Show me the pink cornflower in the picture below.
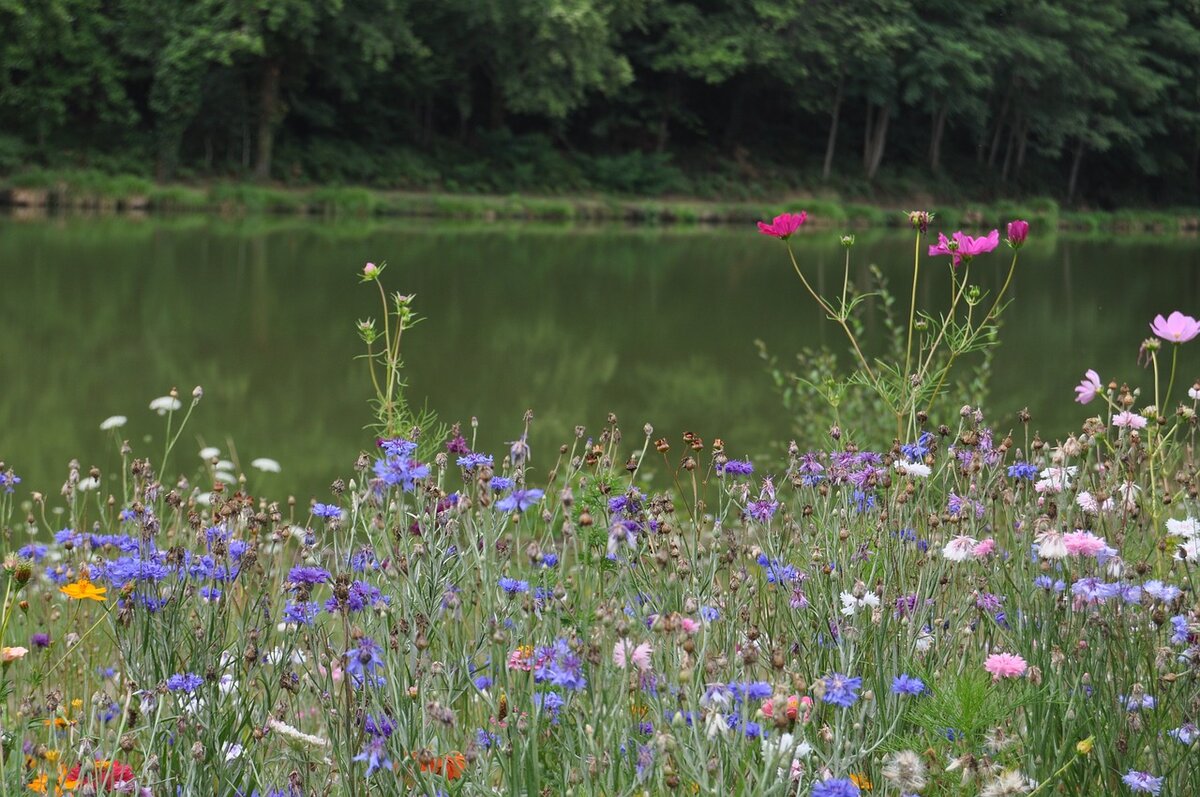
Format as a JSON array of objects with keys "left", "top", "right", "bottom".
[
  {"left": 1006, "top": 219, "right": 1029, "bottom": 248},
  {"left": 984, "top": 653, "right": 1027, "bottom": 681},
  {"left": 1063, "top": 530, "right": 1108, "bottom": 557},
  {"left": 1074, "top": 369, "right": 1102, "bottom": 404},
  {"left": 679, "top": 618, "right": 700, "bottom": 635},
  {"left": 1149, "top": 311, "right": 1200, "bottom": 343},
  {"left": 757, "top": 212, "right": 807, "bottom": 240},
  {"left": 942, "top": 535, "right": 979, "bottom": 562},
  {"left": 612, "top": 640, "right": 653, "bottom": 673},
  {"left": 972, "top": 538, "right": 996, "bottom": 558},
  {"left": 928, "top": 229, "right": 1000, "bottom": 267},
  {"left": 1113, "top": 411, "right": 1148, "bottom": 430}
]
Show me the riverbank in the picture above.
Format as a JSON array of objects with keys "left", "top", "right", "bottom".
[{"left": 3, "top": 169, "right": 1199, "bottom": 233}]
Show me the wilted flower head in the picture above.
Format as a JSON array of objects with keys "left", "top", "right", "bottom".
[{"left": 882, "top": 749, "right": 927, "bottom": 792}]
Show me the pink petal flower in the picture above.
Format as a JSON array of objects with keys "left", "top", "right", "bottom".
[
  {"left": 1113, "top": 411, "right": 1148, "bottom": 430},
  {"left": 756, "top": 212, "right": 807, "bottom": 240},
  {"left": 1006, "top": 219, "right": 1029, "bottom": 247},
  {"left": 972, "top": 538, "right": 996, "bottom": 558},
  {"left": 1150, "top": 311, "right": 1200, "bottom": 343},
  {"left": 928, "top": 229, "right": 999, "bottom": 267},
  {"left": 983, "top": 652, "right": 1027, "bottom": 681},
  {"left": 1063, "top": 530, "right": 1108, "bottom": 557},
  {"left": 613, "top": 640, "right": 653, "bottom": 673},
  {"left": 1074, "top": 369, "right": 1102, "bottom": 404}
]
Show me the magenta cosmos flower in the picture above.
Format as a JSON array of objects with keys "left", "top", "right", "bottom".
[
  {"left": 757, "top": 212, "right": 807, "bottom": 240},
  {"left": 983, "top": 652, "right": 1027, "bottom": 681},
  {"left": 1074, "top": 369, "right": 1102, "bottom": 404},
  {"left": 1149, "top": 311, "right": 1200, "bottom": 343},
  {"left": 1006, "top": 219, "right": 1029, "bottom": 248},
  {"left": 928, "top": 229, "right": 1000, "bottom": 267}
]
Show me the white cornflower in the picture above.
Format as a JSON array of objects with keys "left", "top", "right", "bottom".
[
  {"left": 894, "top": 460, "right": 931, "bottom": 478},
  {"left": 199, "top": 447, "right": 220, "bottom": 461},
  {"left": 839, "top": 591, "right": 880, "bottom": 616},
  {"left": 149, "top": 396, "right": 182, "bottom": 415},
  {"left": 77, "top": 476, "right": 100, "bottom": 492},
  {"left": 99, "top": 415, "right": 127, "bottom": 430},
  {"left": 251, "top": 457, "right": 282, "bottom": 473},
  {"left": 1034, "top": 530, "right": 1068, "bottom": 560},
  {"left": 1166, "top": 516, "right": 1200, "bottom": 540},
  {"left": 942, "top": 535, "right": 978, "bottom": 562}
]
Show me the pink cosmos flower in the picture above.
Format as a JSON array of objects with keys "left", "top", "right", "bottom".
[
  {"left": 984, "top": 652, "right": 1027, "bottom": 681},
  {"left": 928, "top": 229, "right": 1000, "bottom": 267},
  {"left": 1063, "top": 530, "right": 1108, "bottom": 557},
  {"left": 363, "top": 262, "right": 378, "bottom": 277},
  {"left": 612, "top": 640, "right": 653, "bottom": 673},
  {"left": 757, "top": 212, "right": 807, "bottom": 240},
  {"left": 1006, "top": 219, "right": 1029, "bottom": 248},
  {"left": 972, "top": 538, "right": 996, "bottom": 558},
  {"left": 1074, "top": 369, "right": 1102, "bottom": 404},
  {"left": 1149, "top": 311, "right": 1200, "bottom": 343},
  {"left": 1113, "top": 411, "right": 1148, "bottom": 430}
]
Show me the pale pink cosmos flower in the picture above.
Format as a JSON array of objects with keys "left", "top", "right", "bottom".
[
  {"left": 757, "top": 212, "right": 807, "bottom": 240},
  {"left": 972, "top": 538, "right": 996, "bottom": 558},
  {"left": 1063, "top": 531, "right": 1108, "bottom": 557},
  {"left": 1, "top": 646, "right": 28, "bottom": 663},
  {"left": 1149, "top": 311, "right": 1200, "bottom": 343},
  {"left": 942, "top": 535, "right": 979, "bottom": 562},
  {"left": 1074, "top": 369, "right": 1102, "bottom": 404},
  {"left": 1113, "top": 411, "right": 1148, "bottom": 430},
  {"left": 929, "top": 229, "right": 1000, "bottom": 267},
  {"left": 612, "top": 640, "right": 653, "bottom": 673},
  {"left": 984, "top": 652, "right": 1027, "bottom": 681}
]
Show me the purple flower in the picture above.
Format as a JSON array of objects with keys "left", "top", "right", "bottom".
[
  {"left": 928, "top": 229, "right": 1000, "bottom": 268},
  {"left": 30, "top": 633, "right": 51, "bottom": 648},
  {"left": 287, "top": 566, "right": 331, "bottom": 586},
  {"left": 1006, "top": 219, "right": 1029, "bottom": 248},
  {"left": 498, "top": 577, "right": 530, "bottom": 595},
  {"left": 353, "top": 735, "right": 392, "bottom": 776},
  {"left": 283, "top": 601, "right": 321, "bottom": 625},
  {"left": 1122, "top": 770, "right": 1163, "bottom": 794},
  {"left": 373, "top": 439, "right": 430, "bottom": 491},
  {"left": 495, "top": 488, "right": 544, "bottom": 513},
  {"left": 457, "top": 453, "right": 493, "bottom": 471},
  {"left": 719, "top": 459, "right": 754, "bottom": 476},
  {"left": 346, "top": 637, "right": 386, "bottom": 687},
  {"left": 820, "top": 673, "right": 862, "bottom": 708},
  {"left": 1007, "top": 462, "right": 1038, "bottom": 480}
]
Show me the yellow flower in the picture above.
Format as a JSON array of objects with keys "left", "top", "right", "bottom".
[
  {"left": 850, "top": 773, "right": 873, "bottom": 790},
  {"left": 1076, "top": 736, "right": 1094, "bottom": 755},
  {"left": 59, "top": 577, "right": 106, "bottom": 602}
]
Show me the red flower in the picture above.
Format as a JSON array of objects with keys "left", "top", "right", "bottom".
[
  {"left": 66, "top": 759, "right": 134, "bottom": 791},
  {"left": 756, "top": 212, "right": 807, "bottom": 240}
]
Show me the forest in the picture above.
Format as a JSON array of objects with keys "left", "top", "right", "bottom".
[{"left": 2, "top": 0, "right": 1199, "bottom": 206}]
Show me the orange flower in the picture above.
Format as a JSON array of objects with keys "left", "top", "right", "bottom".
[
  {"left": 414, "top": 751, "right": 467, "bottom": 780},
  {"left": 60, "top": 578, "right": 106, "bottom": 602},
  {"left": 850, "top": 772, "right": 872, "bottom": 790},
  {"left": 27, "top": 772, "right": 47, "bottom": 793}
]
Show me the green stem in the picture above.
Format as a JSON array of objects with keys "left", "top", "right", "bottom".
[
  {"left": 785, "top": 242, "right": 878, "bottom": 384},
  {"left": 917, "top": 262, "right": 971, "bottom": 382},
  {"left": 1164, "top": 344, "right": 1179, "bottom": 412},
  {"left": 903, "top": 229, "right": 921, "bottom": 382}
]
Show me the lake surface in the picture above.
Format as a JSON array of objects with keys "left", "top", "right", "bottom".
[{"left": 1, "top": 214, "right": 1198, "bottom": 500}]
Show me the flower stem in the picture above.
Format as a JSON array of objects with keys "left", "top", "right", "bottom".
[{"left": 785, "top": 243, "right": 877, "bottom": 384}]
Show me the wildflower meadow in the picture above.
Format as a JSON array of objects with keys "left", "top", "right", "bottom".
[{"left": 1, "top": 213, "right": 1199, "bottom": 797}]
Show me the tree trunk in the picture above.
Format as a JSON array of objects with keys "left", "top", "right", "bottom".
[
  {"left": 929, "top": 105, "right": 947, "bottom": 173},
  {"left": 822, "top": 73, "right": 843, "bottom": 181},
  {"left": 987, "top": 91, "right": 1011, "bottom": 168},
  {"left": 1067, "top": 139, "right": 1086, "bottom": 204},
  {"left": 1000, "top": 124, "right": 1016, "bottom": 183},
  {"left": 866, "top": 105, "right": 890, "bottom": 181},
  {"left": 253, "top": 59, "right": 282, "bottom": 182},
  {"left": 862, "top": 101, "right": 875, "bottom": 170},
  {"left": 1015, "top": 117, "right": 1029, "bottom": 178},
  {"left": 489, "top": 72, "right": 506, "bottom": 130}
]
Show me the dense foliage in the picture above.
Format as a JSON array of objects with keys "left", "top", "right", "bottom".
[{"left": 2, "top": 0, "right": 1199, "bottom": 204}]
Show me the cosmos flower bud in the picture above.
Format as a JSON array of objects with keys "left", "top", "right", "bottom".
[{"left": 1006, "top": 219, "right": 1029, "bottom": 248}]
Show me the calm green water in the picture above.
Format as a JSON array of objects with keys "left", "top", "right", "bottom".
[{"left": 1, "top": 214, "right": 1197, "bottom": 500}]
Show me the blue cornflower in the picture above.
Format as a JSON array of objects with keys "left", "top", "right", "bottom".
[
  {"left": 900, "top": 432, "right": 933, "bottom": 461},
  {"left": 1170, "top": 615, "right": 1190, "bottom": 645},
  {"left": 199, "top": 586, "right": 222, "bottom": 602},
  {"left": 287, "top": 566, "right": 331, "bottom": 586},
  {"left": 699, "top": 606, "right": 719, "bottom": 622},
  {"left": 495, "top": 488, "right": 544, "bottom": 513},
  {"left": 364, "top": 713, "right": 395, "bottom": 737},
  {"left": 745, "top": 499, "right": 779, "bottom": 523},
  {"left": 102, "top": 555, "right": 170, "bottom": 585},
  {"left": 1122, "top": 770, "right": 1163, "bottom": 794},
  {"left": 325, "top": 580, "right": 389, "bottom": 613},
  {"left": 498, "top": 577, "right": 530, "bottom": 595},
  {"left": 541, "top": 553, "right": 559, "bottom": 568},
  {"left": 891, "top": 674, "right": 926, "bottom": 696},
  {"left": 0, "top": 470, "right": 21, "bottom": 493},
  {"left": 349, "top": 548, "right": 378, "bottom": 572},
  {"left": 457, "top": 452, "right": 494, "bottom": 471},
  {"left": 476, "top": 729, "right": 499, "bottom": 749},
  {"left": 353, "top": 735, "right": 392, "bottom": 776},
  {"left": 490, "top": 476, "right": 514, "bottom": 491},
  {"left": 742, "top": 721, "right": 764, "bottom": 739},
  {"left": 719, "top": 459, "right": 754, "bottom": 476},
  {"left": 534, "top": 691, "right": 565, "bottom": 717},
  {"left": 118, "top": 508, "right": 138, "bottom": 522},
  {"left": 1007, "top": 461, "right": 1039, "bottom": 480},
  {"left": 17, "top": 543, "right": 47, "bottom": 562},
  {"left": 811, "top": 778, "right": 861, "bottom": 797},
  {"left": 283, "top": 601, "right": 321, "bottom": 625},
  {"left": 1143, "top": 580, "right": 1181, "bottom": 602},
  {"left": 756, "top": 554, "right": 799, "bottom": 584},
  {"left": 166, "top": 673, "right": 205, "bottom": 693},
  {"left": 534, "top": 639, "right": 587, "bottom": 691},
  {"left": 345, "top": 637, "right": 386, "bottom": 687},
  {"left": 728, "top": 681, "right": 773, "bottom": 702},
  {"left": 373, "top": 443, "right": 430, "bottom": 491},
  {"left": 474, "top": 675, "right": 493, "bottom": 690},
  {"left": 1033, "top": 575, "right": 1066, "bottom": 592},
  {"left": 820, "top": 673, "right": 862, "bottom": 708},
  {"left": 311, "top": 503, "right": 342, "bottom": 519}
]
